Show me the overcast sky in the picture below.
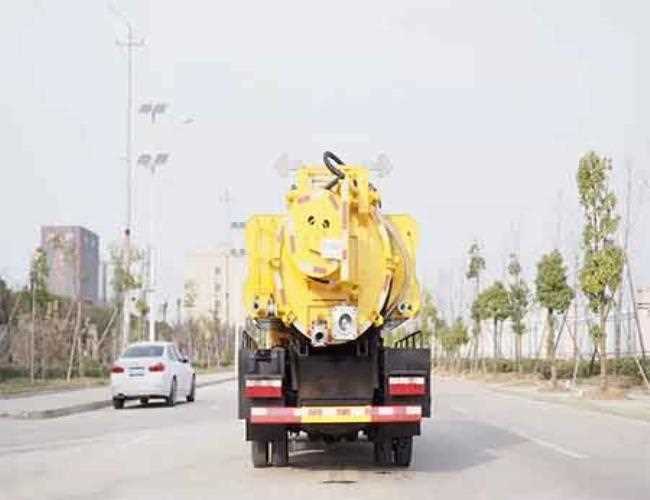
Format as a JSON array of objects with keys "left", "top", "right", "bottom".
[{"left": 1, "top": 1, "right": 649, "bottom": 315}]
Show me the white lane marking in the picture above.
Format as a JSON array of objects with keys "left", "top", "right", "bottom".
[
  {"left": 451, "top": 406, "right": 470, "bottom": 416},
  {"left": 118, "top": 433, "right": 150, "bottom": 449},
  {"left": 489, "top": 392, "right": 550, "bottom": 408},
  {"left": 511, "top": 428, "right": 588, "bottom": 459},
  {"left": 0, "top": 436, "right": 107, "bottom": 453}
]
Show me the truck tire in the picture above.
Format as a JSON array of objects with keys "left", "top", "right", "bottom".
[
  {"left": 394, "top": 437, "right": 413, "bottom": 467},
  {"left": 252, "top": 441, "right": 269, "bottom": 468},
  {"left": 374, "top": 440, "right": 393, "bottom": 466},
  {"left": 271, "top": 433, "right": 289, "bottom": 467},
  {"left": 113, "top": 398, "right": 125, "bottom": 410}
]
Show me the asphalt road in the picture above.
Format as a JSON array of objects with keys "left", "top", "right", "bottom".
[{"left": 1, "top": 378, "right": 648, "bottom": 500}]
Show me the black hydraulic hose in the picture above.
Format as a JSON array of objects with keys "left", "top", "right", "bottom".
[{"left": 323, "top": 151, "right": 345, "bottom": 190}]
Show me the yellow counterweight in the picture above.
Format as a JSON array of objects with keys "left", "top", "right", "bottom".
[{"left": 244, "top": 156, "right": 419, "bottom": 347}]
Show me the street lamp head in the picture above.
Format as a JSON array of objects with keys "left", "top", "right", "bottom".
[
  {"left": 154, "top": 153, "right": 170, "bottom": 166},
  {"left": 139, "top": 103, "right": 153, "bottom": 114},
  {"left": 137, "top": 153, "right": 152, "bottom": 166},
  {"left": 153, "top": 103, "right": 168, "bottom": 115}
]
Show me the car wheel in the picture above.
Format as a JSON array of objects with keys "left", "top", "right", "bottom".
[
  {"left": 139, "top": 398, "right": 149, "bottom": 406},
  {"left": 186, "top": 375, "right": 196, "bottom": 402},
  {"left": 166, "top": 378, "right": 177, "bottom": 407},
  {"left": 113, "top": 398, "right": 125, "bottom": 410}
]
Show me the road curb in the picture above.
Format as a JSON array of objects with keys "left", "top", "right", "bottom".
[{"left": 0, "top": 375, "right": 235, "bottom": 420}]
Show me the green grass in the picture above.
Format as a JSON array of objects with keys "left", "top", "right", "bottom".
[{"left": 0, "top": 377, "right": 108, "bottom": 397}]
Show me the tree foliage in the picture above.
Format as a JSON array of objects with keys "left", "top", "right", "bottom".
[
  {"left": 109, "top": 243, "right": 144, "bottom": 300},
  {"left": 465, "top": 241, "right": 486, "bottom": 283},
  {"left": 577, "top": 151, "right": 624, "bottom": 314},
  {"left": 438, "top": 317, "right": 470, "bottom": 355},
  {"left": 29, "top": 247, "right": 50, "bottom": 309},
  {"left": 507, "top": 253, "right": 529, "bottom": 337},
  {"left": 535, "top": 250, "right": 574, "bottom": 315},
  {"left": 419, "top": 290, "right": 438, "bottom": 346},
  {"left": 478, "top": 281, "right": 510, "bottom": 324}
]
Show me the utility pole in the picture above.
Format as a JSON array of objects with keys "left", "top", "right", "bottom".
[{"left": 111, "top": 5, "right": 144, "bottom": 352}]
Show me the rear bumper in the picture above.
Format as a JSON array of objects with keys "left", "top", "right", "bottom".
[
  {"left": 250, "top": 405, "right": 421, "bottom": 425},
  {"left": 111, "top": 376, "right": 169, "bottom": 399}
]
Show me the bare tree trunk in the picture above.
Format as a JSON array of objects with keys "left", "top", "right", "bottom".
[
  {"left": 67, "top": 302, "right": 82, "bottom": 382},
  {"left": 599, "top": 311, "right": 608, "bottom": 392},
  {"left": 633, "top": 355, "right": 650, "bottom": 391},
  {"left": 492, "top": 319, "right": 498, "bottom": 373},
  {"left": 472, "top": 327, "right": 479, "bottom": 373},
  {"left": 546, "top": 311, "right": 557, "bottom": 388},
  {"left": 30, "top": 282, "right": 36, "bottom": 384},
  {"left": 96, "top": 306, "right": 119, "bottom": 352}
]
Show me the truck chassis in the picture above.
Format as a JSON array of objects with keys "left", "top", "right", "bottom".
[{"left": 238, "top": 328, "right": 431, "bottom": 467}]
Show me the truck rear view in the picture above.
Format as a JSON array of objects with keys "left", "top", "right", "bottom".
[{"left": 238, "top": 152, "right": 431, "bottom": 467}]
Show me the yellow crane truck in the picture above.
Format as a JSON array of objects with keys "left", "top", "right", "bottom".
[{"left": 238, "top": 152, "right": 431, "bottom": 467}]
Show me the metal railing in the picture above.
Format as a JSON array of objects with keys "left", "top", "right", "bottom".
[
  {"left": 394, "top": 330, "right": 424, "bottom": 349},
  {"left": 240, "top": 330, "right": 259, "bottom": 351}
]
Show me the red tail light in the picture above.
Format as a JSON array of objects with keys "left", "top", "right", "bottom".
[
  {"left": 245, "top": 378, "right": 283, "bottom": 398},
  {"left": 148, "top": 362, "right": 166, "bottom": 372},
  {"left": 111, "top": 365, "right": 125, "bottom": 374},
  {"left": 388, "top": 376, "right": 426, "bottom": 396}
]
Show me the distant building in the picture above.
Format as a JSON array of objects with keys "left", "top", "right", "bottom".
[
  {"left": 184, "top": 245, "right": 247, "bottom": 332},
  {"left": 41, "top": 225, "right": 99, "bottom": 304}
]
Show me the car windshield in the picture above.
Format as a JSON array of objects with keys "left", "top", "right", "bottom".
[{"left": 122, "top": 345, "right": 164, "bottom": 358}]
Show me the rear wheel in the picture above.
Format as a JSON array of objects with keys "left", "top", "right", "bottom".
[
  {"left": 139, "top": 398, "right": 149, "bottom": 406},
  {"left": 251, "top": 441, "right": 269, "bottom": 468},
  {"left": 112, "top": 398, "right": 125, "bottom": 410},
  {"left": 374, "top": 439, "right": 393, "bottom": 466},
  {"left": 271, "top": 432, "right": 289, "bottom": 467},
  {"left": 186, "top": 375, "right": 196, "bottom": 402},
  {"left": 166, "top": 378, "right": 177, "bottom": 407},
  {"left": 394, "top": 437, "right": 413, "bottom": 467}
]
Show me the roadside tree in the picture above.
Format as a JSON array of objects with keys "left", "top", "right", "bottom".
[
  {"left": 466, "top": 241, "right": 486, "bottom": 369},
  {"left": 478, "top": 281, "right": 510, "bottom": 372},
  {"left": 576, "top": 152, "right": 624, "bottom": 392},
  {"left": 535, "top": 250, "right": 574, "bottom": 388},
  {"left": 507, "top": 254, "right": 530, "bottom": 373}
]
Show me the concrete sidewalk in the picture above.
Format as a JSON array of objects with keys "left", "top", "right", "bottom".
[{"left": 0, "top": 372, "right": 235, "bottom": 420}]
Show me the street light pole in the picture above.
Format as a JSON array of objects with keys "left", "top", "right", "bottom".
[
  {"left": 137, "top": 153, "right": 170, "bottom": 342},
  {"left": 111, "top": 5, "right": 144, "bottom": 352}
]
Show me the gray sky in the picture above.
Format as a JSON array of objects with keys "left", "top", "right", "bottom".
[{"left": 1, "top": 1, "right": 649, "bottom": 313}]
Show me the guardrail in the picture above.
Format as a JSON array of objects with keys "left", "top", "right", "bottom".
[
  {"left": 240, "top": 330, "right": 259, "bottom": 351},
  {"left": 394, "top": 330, "right": 425, "bottom": 349}
]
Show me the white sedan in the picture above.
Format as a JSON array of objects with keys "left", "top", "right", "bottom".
[{"left": 110, "top": 341, "right": 196, "bottom": 409}]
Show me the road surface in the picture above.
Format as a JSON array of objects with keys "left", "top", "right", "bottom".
[{"left": 1, "top": 378, "right": 648, "bottom": 499}]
